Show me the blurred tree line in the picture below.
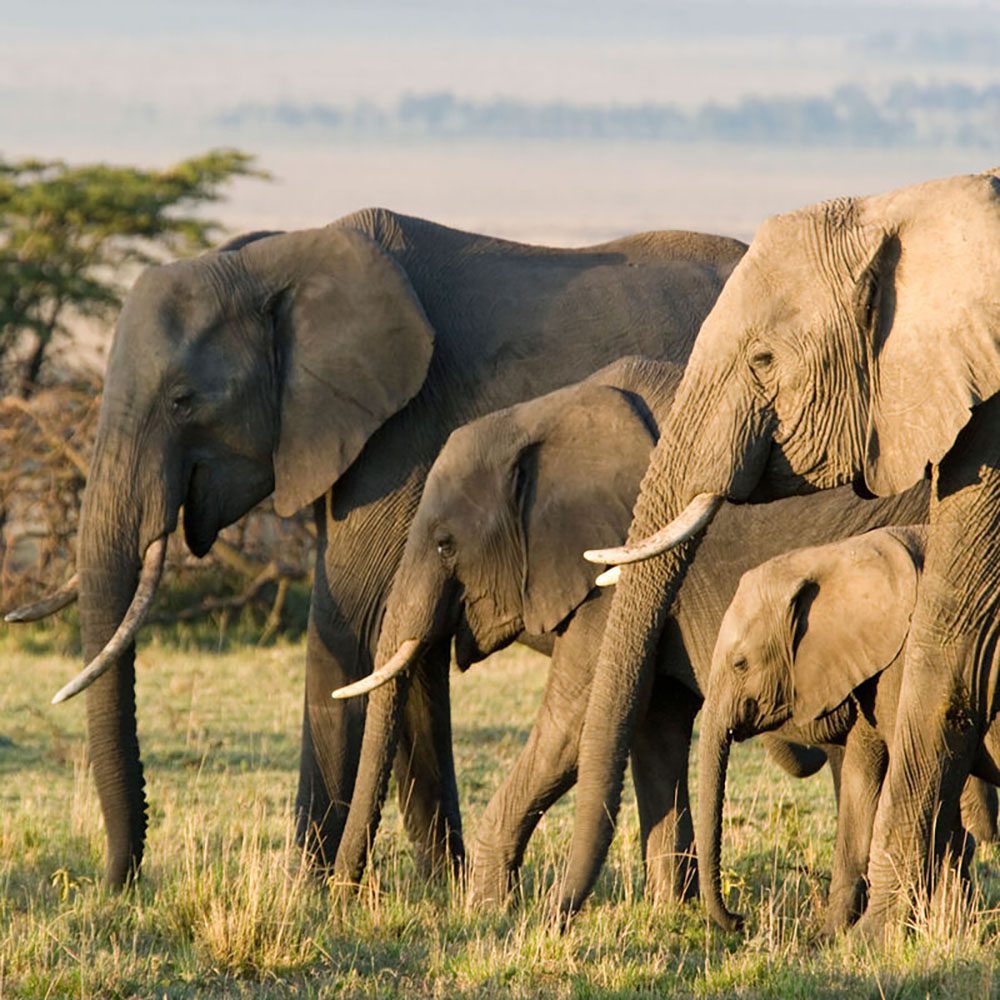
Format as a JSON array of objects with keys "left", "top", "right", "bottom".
[{"left": 0, "top": 150, "right": 313, "bottom": 640}]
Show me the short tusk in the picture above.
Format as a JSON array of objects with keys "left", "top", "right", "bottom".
[
  {"left": 51, "top": 537, "right": 168, "bottom": 705},
  {"left": 595, "top": 566, "right": 621, "bottom": 587},
  {"left": 331, "top": 638, "right": 422, "bottom": 700},
  {"left": 584, "top": 492, "right": 724, "bottom": 567},
  {"left": 5, "top": 573, "right": 79, "bottom": 623}
]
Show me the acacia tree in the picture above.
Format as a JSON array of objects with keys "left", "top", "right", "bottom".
[{"left": 0, "top": 148, "right": 266, "bottom": 396}]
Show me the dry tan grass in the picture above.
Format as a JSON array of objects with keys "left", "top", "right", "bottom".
[{"left": 1, "top": 632, "right": 998, "bottom": 998}]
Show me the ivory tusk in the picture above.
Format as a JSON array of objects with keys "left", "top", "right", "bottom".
[
  {"left": 50, "top": 537, "right": 168, "bottom": 705},
  {"left": 595, "top": 566, "right": 621, "bottom": 587},
  {"left": 584, "top": 492, "right": 724, "bottom": 567},
  {"left": 5, "top": 573, "right": 79, "bottom": 623},
  {"left": 331, "top": 638, "right": 422, "bottom": 700}
]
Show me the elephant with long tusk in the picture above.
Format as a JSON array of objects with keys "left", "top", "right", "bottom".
[
  {"left": 28, "top": 211, "right": 750, "bottom": 888},
  {"left": 559, "top": 168, "right": 1000, "bottom": 939}
]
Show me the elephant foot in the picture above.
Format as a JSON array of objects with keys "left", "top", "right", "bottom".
[
  {"left": 468, "top": 839, "right": 521, "bottom": 908},
  {"left": 851, "top": 905, "right": 898, "bottom": 947},
  {"left": 822, "top": 878, "right": 867, "bottom": 939},
  {"left": 644, "top": 850, "right": 699, "bottom": 905},
  {"left": 468, "top": 864, "right": 518, "bottom": 909}
]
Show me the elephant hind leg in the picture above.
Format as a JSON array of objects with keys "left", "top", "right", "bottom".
[{"left": 631, "top": 678, "right": 701, "bottom": 904}]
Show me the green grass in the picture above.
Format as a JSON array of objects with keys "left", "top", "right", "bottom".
[{"left": 1, "top": 633, "right": 999, "bottom": 998}]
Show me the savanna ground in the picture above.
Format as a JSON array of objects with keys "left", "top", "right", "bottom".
[{"left": 1, "top": 624, "right": 999, "bottom": 999}]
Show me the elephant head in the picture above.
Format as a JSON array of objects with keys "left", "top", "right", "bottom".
[
  {"left": 49, "top": 224, "right": 436, "bottom": 885},
  {"left": 330, "top": 357, "right": 681, "bottom": 882},
  {"left": 562, "top": 168, "right": 1000, "bottom": 914},
  {"left": 696, "top": 525, "right": 924, "bottom": 930}
]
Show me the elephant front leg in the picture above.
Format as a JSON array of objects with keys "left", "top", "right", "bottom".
[
  {"left": 630, "top": 678, "right": 700, "bottom": 903},
  {"left": 295, "top": 588, "right": 367, "bottom": 875},
  {"left": 393, "top": 639, "right": 465, "bottom": 879},
  {"left": 824, "top": 725, "right": 887, "bottom": 936},
  {"left": 858, "top": 430, "right": 1000, "bottom": 940}
]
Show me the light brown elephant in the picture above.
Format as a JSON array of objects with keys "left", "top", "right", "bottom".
[
  {"left": 558, "top": 167, "right": 1000, "bottom": 939},
  {"left": 697, "top": 525, "right": 999, "bottom": 935}
]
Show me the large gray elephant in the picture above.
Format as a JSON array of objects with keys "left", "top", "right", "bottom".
[
  {"left": 697, "top": 525, "right": 999, "bottom": 935},
  {"left": 332, "top": 354, "right": 929, "bottom": 899},
  {"left": 33, "top": 211, "right": 749, "bottom": 886},
  {"left": 558, "top": 167, "right": 1000, "bottom": 938}
]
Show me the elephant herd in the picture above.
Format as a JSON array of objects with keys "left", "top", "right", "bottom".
[{"left": 8, "top": 166, "right": 1000, "bottom": 943}]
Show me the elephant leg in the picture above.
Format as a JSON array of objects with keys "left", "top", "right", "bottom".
[
  {"left": 393, "top": 639, "right": 464, "bottom": 879},
  {"left": 959, "top": 777, "right": 998, "bottom": 846},
  {"left": 825, "top": 743, "right": 845, "bottom": 809},
  {"left": 297, "top": 492, "right": 453, "bottom": 875},
  {"left": 825, "top": 726, "right": 887, "bottom": 936},
  {"left": 630, "top": 677, "right": 700, "bottom": 903},
  {"left": 295, "top": 571, "right": 367, "bottom": 874},
  {"left": 469, "top": 601, "right": 605, "bottom": 905},
  {"left": 859, "top": 421, "right": 1000, "bottom": 939}
]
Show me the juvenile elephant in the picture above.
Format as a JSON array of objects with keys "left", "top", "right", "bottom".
[
  {"left": 21, "top": 211, "right": 749, "bottom": 886},
  {"left": 697, "top": 525, "right": 1000, "bottom": 934},
  {"left": 332, "top": 355, "right": 930, "bottom": 898},
  {"left": 560, "top": 167, "right": 1000, "bottom": 937}
]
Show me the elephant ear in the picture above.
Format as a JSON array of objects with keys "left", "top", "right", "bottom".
[
  {"left": 863, "top": 171, "right": 1000, "bottom": 496},
  {"left": 789, "top": 527, "right": 921, "bottom": 723},
  {"left": 516, "top": 381, "right": 657, "bottom": 635},
  {"left": 249, "top": 227, "right": 436, "bottom": 516}
]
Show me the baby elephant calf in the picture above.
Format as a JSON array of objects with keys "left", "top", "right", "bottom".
[{"left": 697, "top": 525, "right": 999, "bottom": 935}]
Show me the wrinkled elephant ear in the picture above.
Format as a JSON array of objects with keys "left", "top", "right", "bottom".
[
  {"left": 863, "top": 170, "right": 1000, "bottom": 497},
  {"left": 790, "top": 527, "right": 922, "bottom": 723},
  {"left": 243, "top": 227, "right": 436, "bottom": 516},
  {"left": 516, "top": 382, "right": 657, "bottom": 635}
]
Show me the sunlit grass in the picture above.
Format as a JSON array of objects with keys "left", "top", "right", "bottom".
[{"left": 1, "top": 633, "right": 999, "bottom": 997}]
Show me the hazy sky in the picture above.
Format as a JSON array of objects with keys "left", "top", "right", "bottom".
[
  {"left": 5, "top": 1, "right": 998, "bottom": 136},
  {"left": 3, "top": 1, "right": 998, "bottom": 239}
]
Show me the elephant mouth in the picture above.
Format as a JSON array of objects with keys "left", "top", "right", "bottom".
[{"left": 182, "top": 462, "right": 221, "bottom": 557}]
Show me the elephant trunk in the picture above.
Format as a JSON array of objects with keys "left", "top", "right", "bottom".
[
  {"left": 331, "top": 636, "right": 420, "bottom": 884},
  {"left": 558, "top": 366, "right": 768, "bottom": 917},
  {"left": 73, "top": 420, "right": 176, "bottom": 887},
  {"left": 332, "top": 559, "right": 445, "bottom": 884},
  {"left": 76, "top": 472, "right": 147, "bottom": 887},
  {"left": 559, "top": 481, "right": 716, "bottom": 914},
  {"left": 696, "top": 705, "right": 744, "bottom": 931}
]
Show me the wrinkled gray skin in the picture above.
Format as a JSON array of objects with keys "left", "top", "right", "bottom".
[
  {"left": 74, "top": 210, "right": 748, "bottom": 886},
  {"left": 698, "top": 525, "right": 1000, "bottom": 935},
  {"left": 559, "top": 169, "right": 1000, "bottom": 938},
  {"left": 337, "top": 354, "right": 932, "bottom": 900}
]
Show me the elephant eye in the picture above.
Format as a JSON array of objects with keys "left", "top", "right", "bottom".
[
  {"left": 731, "top": 655, "right": 749, "bottom": 674},
  {"left": 436, "top": 536, "right": 456, "bottom": 561},
  {"left": 169, "top": 389, "right": 195, "bottom": 418},
  {"left": 749, "top": 349, "right": 774, "bottom": 370}
]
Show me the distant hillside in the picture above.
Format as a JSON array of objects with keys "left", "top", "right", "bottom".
[{"left": 216, "top": 82, "right": 1000, "bottom": 149}]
